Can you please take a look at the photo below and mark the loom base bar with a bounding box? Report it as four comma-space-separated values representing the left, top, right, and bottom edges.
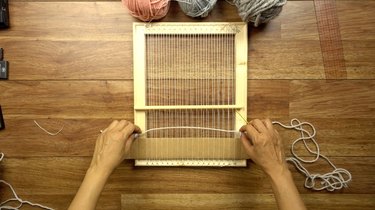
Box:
134, 159, 247, 167
129, 137, 248, 159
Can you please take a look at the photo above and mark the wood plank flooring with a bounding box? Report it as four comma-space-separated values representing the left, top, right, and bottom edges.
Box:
0, 0, 374, 209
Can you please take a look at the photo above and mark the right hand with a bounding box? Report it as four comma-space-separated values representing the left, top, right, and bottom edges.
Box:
240, 119, 288, 177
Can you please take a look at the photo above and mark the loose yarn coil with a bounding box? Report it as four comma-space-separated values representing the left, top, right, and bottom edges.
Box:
122, 0, 170, 21
178, 0, 217, 18
0, 153, 53, 210
273, 119, 352, 191
233, 0, 287, 27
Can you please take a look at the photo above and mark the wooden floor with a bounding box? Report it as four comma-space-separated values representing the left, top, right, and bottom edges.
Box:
0, 0, 374, 209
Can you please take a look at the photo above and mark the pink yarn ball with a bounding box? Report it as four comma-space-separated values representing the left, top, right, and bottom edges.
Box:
122, 0, 171, 22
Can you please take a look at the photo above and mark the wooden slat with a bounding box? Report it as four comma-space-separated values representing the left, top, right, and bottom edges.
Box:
121, 193, 375, 210
343, 40, 375, 79
0, 157, 373, 194
337, 1, 375, 41
5, 2, 133, 41
121, 194, 277, 210
235, 24, 248, 134
248, 40, 325, 79
0, 81, 134, 119
0, 194, 120, 210
337, 1, 375, 79
248, 80, 290, 118
290, 80, 375, 118
279, 1, 319, 40
0, 119, 113, 157
0, 40, 133, 80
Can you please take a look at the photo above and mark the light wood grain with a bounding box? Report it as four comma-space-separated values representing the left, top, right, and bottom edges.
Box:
0, 194, 121, 210
337, 1, 375, 41
290, 80, 375, 118
4, 2, 133, 41
248, 80, 290, 118
0, 119, 112, 157
248, 40, 325, 79
121, 193, 375, 210
343, 40, 375, 79
337, 1, 375, 79
278, 118, 375, 157
279, 0, 319, 40
0, 81, 134, 119
0, 40, 133, 80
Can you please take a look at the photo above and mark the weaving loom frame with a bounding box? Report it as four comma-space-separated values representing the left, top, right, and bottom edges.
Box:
131, 22, 248, 167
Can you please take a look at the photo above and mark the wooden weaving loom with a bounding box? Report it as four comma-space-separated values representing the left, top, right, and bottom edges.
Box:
129, 23, 248, 167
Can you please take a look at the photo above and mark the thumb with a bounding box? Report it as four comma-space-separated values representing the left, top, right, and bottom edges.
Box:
124, 134, 136, 157
241, 134, 255, 158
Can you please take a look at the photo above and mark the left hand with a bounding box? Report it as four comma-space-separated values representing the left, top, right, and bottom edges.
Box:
89, 120, 141, 174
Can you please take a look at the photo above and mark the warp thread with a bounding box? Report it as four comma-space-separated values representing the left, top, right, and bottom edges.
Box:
232, 0, 287, 27
0, 153, 53, 210
137, 118, 352, 191
178, 0, 217, 18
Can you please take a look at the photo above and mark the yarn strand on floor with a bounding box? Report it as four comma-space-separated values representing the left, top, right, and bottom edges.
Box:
0, 153, 54, 210
273, 119, 352, 191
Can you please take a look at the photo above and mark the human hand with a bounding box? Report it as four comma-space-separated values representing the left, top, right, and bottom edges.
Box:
240, 119, 288, 177
89, 120, 141, 175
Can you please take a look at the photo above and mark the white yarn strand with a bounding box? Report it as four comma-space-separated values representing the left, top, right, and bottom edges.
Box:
141, 126, 239, 134
135, 126, 240, 139
34, 120, 64, 136
0, 153, 54, 210
273, 119, 352, 191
